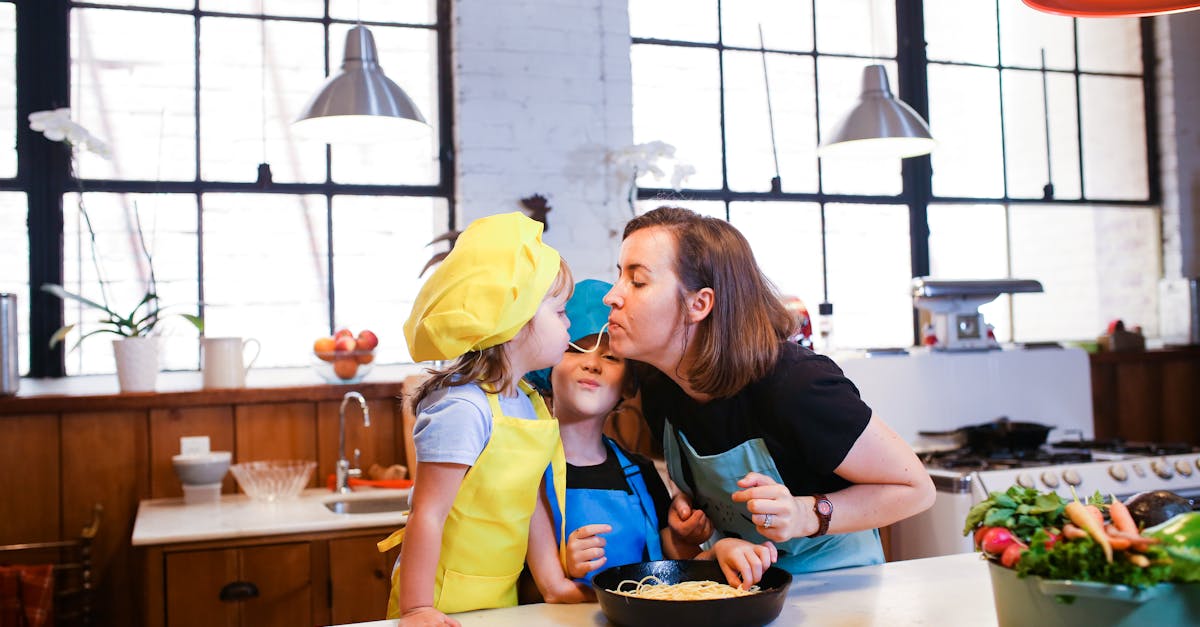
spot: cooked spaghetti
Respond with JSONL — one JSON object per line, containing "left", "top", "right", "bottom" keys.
{"left": 609, "top": 575, "right": 760, "bottom": 601}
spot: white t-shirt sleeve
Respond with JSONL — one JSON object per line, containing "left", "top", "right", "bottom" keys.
{"left": 412, "top": 387, "right": 491, "bottom": 466}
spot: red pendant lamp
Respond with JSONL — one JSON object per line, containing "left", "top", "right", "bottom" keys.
{"left": 1023, "top": 0, "right": 1200, "bottom": 17}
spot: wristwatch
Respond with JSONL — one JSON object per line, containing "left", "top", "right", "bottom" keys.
{"left": 807, "top": 493, "right": 833, "bottom": 538}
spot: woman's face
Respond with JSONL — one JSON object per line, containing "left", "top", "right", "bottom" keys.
{"left": 604, "top": 226, "right": 687, "bottom": 365}
{"left": 550, "top": 334, "right": 626, "bottom": 421}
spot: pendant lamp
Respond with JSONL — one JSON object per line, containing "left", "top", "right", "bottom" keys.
{"left": 293, "top": 25, "right": 428, "bottom": 144}
{"left": 817, "top": 64, "right": 934, "bottom": 160}
{"left": 1022, "top": 0, "right": 1200, "bottom": 18}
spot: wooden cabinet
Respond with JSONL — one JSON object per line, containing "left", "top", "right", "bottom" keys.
{"left": 143, "top": 528, "right": 400, "bottom": 627}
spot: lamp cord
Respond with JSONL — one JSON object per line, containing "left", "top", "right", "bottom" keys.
{"left": 260, "top": 8, "right": 267, "bottom": 163}
{"left": 1040, "top": 48, "right": 1055, "bottom": 200}
{"left": 758, "top": 24, "right": 781, "bottom": 192}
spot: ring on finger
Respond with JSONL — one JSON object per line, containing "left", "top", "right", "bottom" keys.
{"left": 762, "top": 513, "right": 773, "bottom": 529}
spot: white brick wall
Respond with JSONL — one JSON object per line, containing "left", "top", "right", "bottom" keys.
{"left": 453, "top": 0, "right": 633, "bottom": 281}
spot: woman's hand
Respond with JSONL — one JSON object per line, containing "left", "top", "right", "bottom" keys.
{"left": 667, "top": 492, "right": 713, "bottom": 545}
{"left": 400, "top": 606, "right": 460, "bottom": 626}
{"left": 730, "top": 472, "right": 808, "bottom": 542}
{"left": 712, "top": 538, "right": 777, "bottom": 590}
{"left": 565, "top": 523, "right": 610, "bottom": 579}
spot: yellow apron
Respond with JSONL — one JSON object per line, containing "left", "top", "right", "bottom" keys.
{"left": 378, "top": 380, "right": 567, "bottom": 616}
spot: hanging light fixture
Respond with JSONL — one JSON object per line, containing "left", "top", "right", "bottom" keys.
{"left": 293, "top": 25, "right": 429, "bottom": 144}
{"left": 817, "top": 64, "right": 934, "bottom": 160}
{"left": 1022, "top": 0, "right": 1200, "bottom": 17}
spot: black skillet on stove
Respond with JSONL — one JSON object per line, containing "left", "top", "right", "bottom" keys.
{"left": 919, "top": 416, "right": 1055, "bottom": 454}
{"left": 592, "top": 559, "right": 792, "bottom": 627}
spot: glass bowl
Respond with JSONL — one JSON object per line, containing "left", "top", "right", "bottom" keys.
{"left": 229, "top": 460, "right": 317, "bottom": 502}
{"left": 311, "top": 349, "right": 375, "bottom": 384}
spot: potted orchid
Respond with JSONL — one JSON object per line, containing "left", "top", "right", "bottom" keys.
{"left": 607, "top": 140, "right": 695, "bottom": 215}
{"left": 29, "top": 108, "right": 203, "bottom": 391}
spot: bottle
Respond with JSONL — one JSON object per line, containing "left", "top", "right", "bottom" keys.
{"left": 1, "top": 293, "right": 18, "bottom": 396}
{"left": 817, "top": 302, "right": 834, "bottom": 353}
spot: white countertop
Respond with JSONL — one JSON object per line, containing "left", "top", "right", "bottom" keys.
{"left": 132, "top": 487, "right": 409, "bottom": 546}
{"left": 337, "top": 552, "right": 998, "bottom": 627}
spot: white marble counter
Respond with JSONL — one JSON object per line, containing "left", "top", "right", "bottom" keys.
{"left": 132, "top": 487, "right": 409, "bottom": 546}
{"left": 337, "top": 552, "right": 999, "bottom": 627}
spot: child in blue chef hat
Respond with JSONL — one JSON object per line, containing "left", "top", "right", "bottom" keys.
{"left": 528, "top": 280, "right": 778, "bottom": 587}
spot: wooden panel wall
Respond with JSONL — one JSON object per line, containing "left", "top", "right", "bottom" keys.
{"left": 1089, "top": 347, "right": 1200, "bottom": 445}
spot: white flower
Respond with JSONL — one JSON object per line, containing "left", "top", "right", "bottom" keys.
{"left": 670, "top": 164, "right": 696, "bottom": 191}
{"left": 28, "top": 108, "right": 111, "bottom": 159}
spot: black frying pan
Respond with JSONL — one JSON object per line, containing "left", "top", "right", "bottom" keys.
{"left": 919, "top": 416, "right": 1055, "bottom": 453}
{"left": 591, "top": 560, "right": 792, "bottom": 627}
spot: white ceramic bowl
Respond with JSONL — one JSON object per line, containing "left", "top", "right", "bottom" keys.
{"left": 172, "top": 451, "right": 232, "bottom": 485}
{"left": 230, "top": 460, "right": 317, "bottom": 502}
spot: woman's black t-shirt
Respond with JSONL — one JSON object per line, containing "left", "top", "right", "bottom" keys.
{"left": 638, "top": 342, "right": 873, "bottom": 496}
{"left": 567, "top": 442, "right": 672, "bottom": 531}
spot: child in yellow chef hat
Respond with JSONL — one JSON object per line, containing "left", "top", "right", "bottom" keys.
{"left": 380, "top": 212, "right": 587, "bottom": 624}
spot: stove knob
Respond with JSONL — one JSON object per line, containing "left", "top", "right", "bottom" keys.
{"left": 1108, "top": 465, "right": 1128, "bottom": 482}
{"left": 1017, "top": 473, "right": 1035, "bottom": 489}
{"left": 1151, "top": 459, "right": 1173, "bottom": 479}
{"left": 1040, "top": 471, "right": 1060, "bottom": 489}
{"left": 1175, "top": 460, "right": 1193, "bottom": 477}
{"left": 1063, "top": 469, "right": 1082, "bottom": 486}
{"left": 1131, "top": 463, "right": 1147, "bottom": 478}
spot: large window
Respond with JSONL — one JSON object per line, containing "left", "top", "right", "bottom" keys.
{"left": 12, "top": 0, "right": 451, "bottom": 376}
{"left": 628, "top": 0, "right": 1158, "bottom": 348}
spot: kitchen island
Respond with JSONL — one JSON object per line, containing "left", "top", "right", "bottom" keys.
{"left": 340, "top": 551, "right": 998, "bottom": 626}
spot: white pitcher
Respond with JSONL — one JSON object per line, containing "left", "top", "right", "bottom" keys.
{"left": 201, "top": 337, "right": 261, "bottom": 389}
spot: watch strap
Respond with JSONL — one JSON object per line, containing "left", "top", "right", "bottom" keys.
{"left": 807, "top": 493, "right": 832, "bottom": 538}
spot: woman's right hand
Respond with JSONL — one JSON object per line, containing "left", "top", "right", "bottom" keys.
{"left": 712, "top": 538, "right": 777, "bottom": 590}
{"left": 566, "top": 523, "right": 611, "bottom": 579}
{"left": 400, "top": 606, "right": 460, "bottom": 627}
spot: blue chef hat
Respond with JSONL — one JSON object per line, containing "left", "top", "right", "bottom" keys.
{"left": 526, "top": 279, "right": 613, "bottom": 393}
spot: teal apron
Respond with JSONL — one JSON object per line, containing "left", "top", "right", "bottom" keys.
{"left": 663, "top": 422, "right": 883, "bottom": 574}
{"left": 547, "top": 437, "right": 664, "bottom": 582}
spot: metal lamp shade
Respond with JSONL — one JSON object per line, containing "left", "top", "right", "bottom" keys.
{"left": 818, "top": 64, "right": 934, "bottom": 160}
{"left": 293, "top": 25, "right": 429, "bottom": 144}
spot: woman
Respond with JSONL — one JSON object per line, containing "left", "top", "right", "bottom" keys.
{"left": 602, "top": 206, "right": 935, "bottom": 576}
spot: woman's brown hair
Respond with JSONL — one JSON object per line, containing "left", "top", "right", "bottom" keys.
{"left": 410, "top": 258, "right": 574, "bottom": 409}
{"left": 623, "top": 206, "right": 794, "bottom": 398}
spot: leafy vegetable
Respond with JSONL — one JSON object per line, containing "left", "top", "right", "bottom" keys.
{"left": 1145, "top": 512, "right": 1200, "bottom": 583}
{"left": 1017, "top": 528, "right": 1171, "bottom": 589}
{"left": 963, "top": 485, "right": 1066, "bottom": 543}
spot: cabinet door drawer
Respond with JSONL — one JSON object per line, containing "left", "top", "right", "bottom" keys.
{"left": 165, "top": 542, "right": 312, "bottom": 627}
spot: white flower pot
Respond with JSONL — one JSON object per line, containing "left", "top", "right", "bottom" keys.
{"left": 112, "top": 336, "right": 160, "bottom": 392}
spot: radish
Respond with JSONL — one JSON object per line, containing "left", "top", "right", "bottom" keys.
{"left": 980, "top": 527, "right": 1017, "bottom": 555}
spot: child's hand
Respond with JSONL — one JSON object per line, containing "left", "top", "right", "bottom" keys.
{"left": 713, "top": 538, "right": 777, "bottom": 590}
{"left": 400, "top": 606, "right": 460, "bottom": 626}
{"left": 667, "top": 493, "right": 713, "bottom": 545}
{"left": 541, "top": 578, "right": 596, "bottom": 604}
{"left": 565, "top": 523, "right": 611, "bottom": 579}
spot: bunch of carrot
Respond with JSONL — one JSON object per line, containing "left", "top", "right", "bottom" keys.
{"left": 1061, "top": 490, "right": 1159, "bottom": 567}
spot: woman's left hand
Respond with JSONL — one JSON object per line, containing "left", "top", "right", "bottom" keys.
{"left": 730, "top": 472, "right": 805, "bottom": 542}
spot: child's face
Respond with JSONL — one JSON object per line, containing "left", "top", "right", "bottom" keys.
{"left": 515, "top": 288, "right": 572, "bottom": 372}
{"left": 550, "top": 334, "right": 626, "bottom": 420}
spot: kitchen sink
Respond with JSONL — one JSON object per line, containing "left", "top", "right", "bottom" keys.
{"left": 324, "top": 496, "right": 408, "bottom": 515}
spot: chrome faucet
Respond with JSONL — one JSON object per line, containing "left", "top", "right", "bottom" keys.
{"left": 336, "top": 391, "right": 371, "bottom": 493}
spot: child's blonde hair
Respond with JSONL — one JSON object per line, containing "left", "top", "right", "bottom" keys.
{"left": 411, "top": 259, "right": 574, "bottom": 408}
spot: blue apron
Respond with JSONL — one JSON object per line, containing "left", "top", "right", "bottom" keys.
{"left": 547, "top": 437, "right": 664, "bottom": 582}
{"left": 663, "top": 421, "right": 883, "bottom": 574}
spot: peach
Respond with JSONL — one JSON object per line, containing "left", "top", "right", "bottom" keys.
{"left": 356, "top": 352, "right": 375, "bottom": 365}
{"left": 333, "top": 358, "right": 359, "bottom": 380}
{"left": 313, "top": 336, "right": 336, "bottom": 360}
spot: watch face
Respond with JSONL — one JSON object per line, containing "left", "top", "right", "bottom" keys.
{"left": 816, "top": 498, "right": 833, "bottom": 516}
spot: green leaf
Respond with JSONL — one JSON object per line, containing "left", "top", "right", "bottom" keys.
{"left": 984, "top": 508, "right": 1016, "bottom": 527}
{"left": 41, "top": 283, "right": 119, "bottom": 318}
{"left": 179, "top": 313, "right": 204, "bottom": 332}
{"left": 48, "top": 324, "right": 77, "bottom": 349}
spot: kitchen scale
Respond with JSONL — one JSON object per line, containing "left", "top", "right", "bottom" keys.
{"left": 912, "top": 278, "right": 1044, "bottom": 351}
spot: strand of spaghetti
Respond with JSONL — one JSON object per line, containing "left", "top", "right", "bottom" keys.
{"left": 610, "top": 575, "right": 760, "bottom": 600}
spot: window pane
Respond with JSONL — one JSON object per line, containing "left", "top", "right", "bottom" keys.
{"left": 200, "top": 0, "right": 324, "bottom": 18}
{"left": 631, "top": 45, "right": 723, "bottom": 189}
{"left": 332, "top": 196, "right": 446, "bottom": 364}
{"left": 629, "top": 0, "right": 718, "bottom": 42}
{"left": 0, "top": 192, "right": 27, "bottom": 375}
{"left": 1001, "top": 69, "right": 1081, "bottom": 199}
{"left": 200, "top": 17, "right": 327, "bottom": 184}
{"left": 926, "top": 204, "right": 1013, "bottom": 342}
{"left": 63, "top": 193, "right": 199, "bottom": 375}
{"left": 728, "top": 201, "right": 825, "bottom": 308}
{"left": 825, "top": 203, "right": 912, "bottom": 348}
{"left": 923, "top": 0, "right": 998, "bottom": 66}
{"left": 928, "top": 63, "right": 1004, "bottom": 198}
{"left": 721, "top": 0, "right": 813, "bottom": 52}
{"left": 1078, "top": 17, "right": 1141, "bottom": 74}
{"left": 817, "top": 57, "right": 902, "bottom": 196}
{"left": 329, "top": 0, "right": 437, "bottom": 24}
{"left": 814, "top": 0, "right": 894, "bottom": 57}
{"left": 1081, "top": 75, "right": 1148, "bottom": 200}
{"left": 999, "top": 2, "right": 1075, "bottom": 69}
{"left": 203, "top": 193, "right": 328, "bottom": 368}
{"left": 327, "top": 23, "right": 441, "bottom": 185}
{"left": 71, "top": 9, "right": 196, "bottom": 181}
{"left": 0, "top": 3, "right": 14, "bottom": 178}
{"left": 723, "top": 51, "right": 818, "bottom": 193}
{"left": 1009, "top": 205, "right": 1160, "bottom": 341}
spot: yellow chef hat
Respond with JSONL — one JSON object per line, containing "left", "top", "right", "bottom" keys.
{"left": 404, "top": 212, "right": 561, "bottom": 362}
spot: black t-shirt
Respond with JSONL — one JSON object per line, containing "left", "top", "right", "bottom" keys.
{"left": 639, "top": 342, "right": 872, "bottom": 496}
{"left": 567, "top": 442, "right": 672, "bottom": 531}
